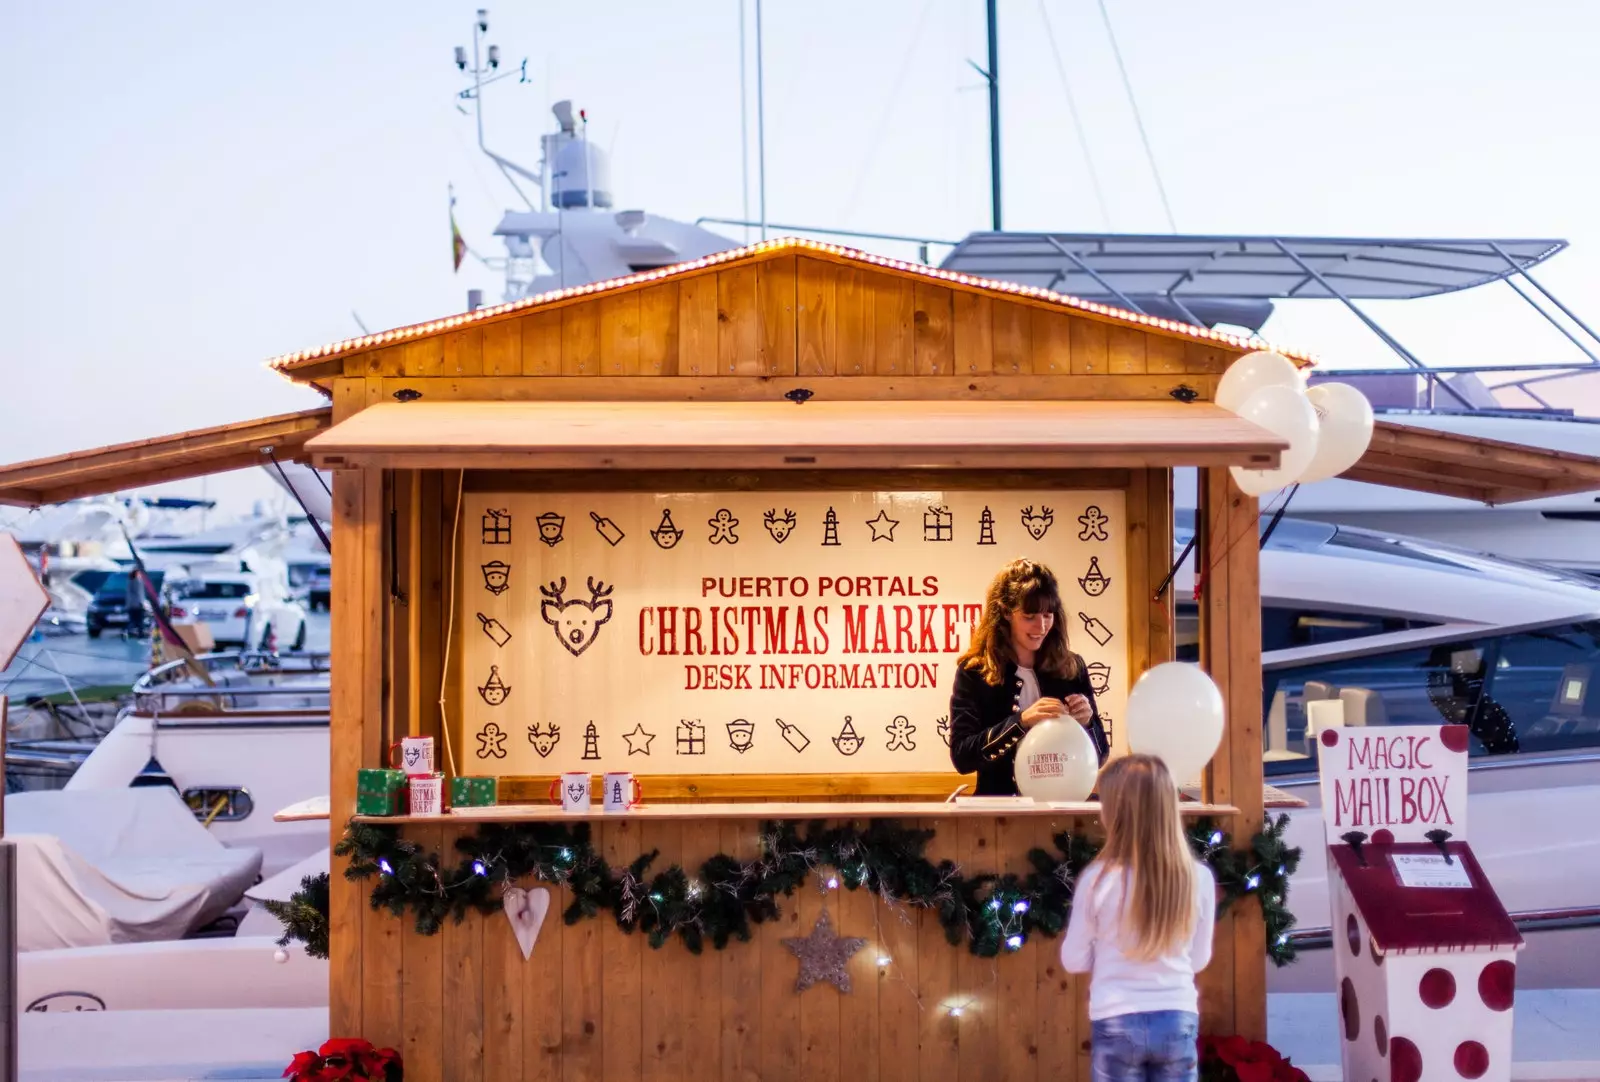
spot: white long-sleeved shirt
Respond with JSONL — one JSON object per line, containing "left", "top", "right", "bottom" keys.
{"left": 1058, "top": 859, "right": 1216, "bottom": 1021}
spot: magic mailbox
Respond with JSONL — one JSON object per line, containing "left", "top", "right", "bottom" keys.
{"left": 1318, "top": 722, "right": 1523, "bottom": 1082}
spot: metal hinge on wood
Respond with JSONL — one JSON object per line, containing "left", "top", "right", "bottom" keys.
{"left": 784, "top": 388, "right": 814, "bottom": 405}
{"left": 1169, "top": 384, "right": 1199, "bottom": 403}
{"left": 393, "top": 388, "right": 423, "bottom": 402}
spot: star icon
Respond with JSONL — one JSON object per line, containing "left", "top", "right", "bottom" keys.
{"left": 623, "top": 722, "right": 656, "bottom": 756}
{"left": 864, "top": 510, "right": 900, "bottom": 542}
{"left": 782, "top": 910, "right": 867, "bottom": 993}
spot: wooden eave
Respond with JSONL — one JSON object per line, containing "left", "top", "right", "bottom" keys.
{"left": 0, "top": 407, "right": 331, "bottom": 508}
{"left": 266, "top": 237, "right": 1317, "bottom": 385}
{"left": 304, "top": 399, "right": 1288, "bottom": 472}
{"left": 1346, "top": 420, "right": 1600, "bottom": 504}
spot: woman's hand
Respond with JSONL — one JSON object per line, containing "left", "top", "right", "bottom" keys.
{"left": 1020, "top": 698, "right": 1066, "bottom": 729}
{"left": 1065, "top": 694, "right": 1093, "bottom": 726}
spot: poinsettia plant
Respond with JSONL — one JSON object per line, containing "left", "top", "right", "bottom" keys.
{"left": 1199, "top": 1034, "right": 1309, "bottom": 1082}
{"left": 283, "top": 1039, "right": 401, "bottom": 1082}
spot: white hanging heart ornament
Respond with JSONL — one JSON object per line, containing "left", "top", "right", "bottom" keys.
{"left": 502, "top": 885, "right": 551, "bottom": 961}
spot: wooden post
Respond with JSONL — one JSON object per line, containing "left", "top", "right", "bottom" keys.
{"left": 1196, "top": 467, "right": 1267, "bottom": 1039}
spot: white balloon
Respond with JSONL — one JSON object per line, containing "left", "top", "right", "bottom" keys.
{"left": 1215, "top": 351, "right": 1302, "bottom": 413}
{"left": 1014, "top": 719, "right": 1100, "bottom": 802}
{"left": 1124, "top": 662, "right": 1225, "bottom": 786}
{"left": 1298, "top": 382, "right": 1375, "bottom": 483}
{"left": 1228, "top": 384, "right": 1320, "bottom": 497}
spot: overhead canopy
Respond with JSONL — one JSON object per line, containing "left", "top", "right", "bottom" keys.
{"left": 940, "top": 234, "right": 1567, "bottom": 306}
{"left": 0, "top": 407, "right": 329, "bottom": 508}
{"left": 1346, "top": 419, "right": 1600, "bottom": 504}
{"left": 305, "top": 400, "right": 1288, "bottom": 472}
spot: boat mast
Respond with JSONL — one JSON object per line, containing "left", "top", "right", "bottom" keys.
{"left": 969, "top": 0, "right": 1002, "bottom": 230}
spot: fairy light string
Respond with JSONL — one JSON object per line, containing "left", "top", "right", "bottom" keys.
{"left": 272, "top": 816, "right": 1301, "bottom": 967}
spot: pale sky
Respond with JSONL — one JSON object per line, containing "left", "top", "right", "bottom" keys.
{"left": 4, "top": 1, "right": 1599, "bottom": 518}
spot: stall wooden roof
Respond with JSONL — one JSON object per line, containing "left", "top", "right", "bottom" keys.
{"left": 304, "top": 399, "right": 1289, "bottom": 472}
{"left": 266, "top": 236, "right": 1318, "bottom": 385}
{"left": 0, "top": 407, "right": 330, "bottom": 508}
{"left": 1348, "top": 419, "right": 1600, "bottom": 505}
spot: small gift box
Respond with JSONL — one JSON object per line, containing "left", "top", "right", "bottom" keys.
{"left": 450, "top": 775, "right": 498, "bottom": 808}
{"left": 357, "top": 767, "right": 406, "bottom": 794}
{"left": 356, "top": 788, "right": 406, "bottom": 816}
{"left": 356, "top": 767, "right": 408, "bottom": 817}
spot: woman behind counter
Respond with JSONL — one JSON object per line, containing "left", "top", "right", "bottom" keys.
{"left": 948, "top": 559, "right": 1110, "bottom": 795}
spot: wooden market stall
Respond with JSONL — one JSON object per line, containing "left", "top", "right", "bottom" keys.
{"left": 262, "top": 238, "right": 1290, "bottom": 1081}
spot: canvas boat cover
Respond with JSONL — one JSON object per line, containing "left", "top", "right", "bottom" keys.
{"left": 5, "top": 787, "right": 263, "bottom": 951}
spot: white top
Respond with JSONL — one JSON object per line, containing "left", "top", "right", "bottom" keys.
{"left": 1058, "top": 859, "right": 1216, "bottom": 1021}
{"left": 1015, "top": 665, "right": 1042, "bottom": 712}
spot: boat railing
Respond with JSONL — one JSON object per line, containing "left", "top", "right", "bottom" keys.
{"left": 131, "top": 650, "right": 332, "bottom": 715}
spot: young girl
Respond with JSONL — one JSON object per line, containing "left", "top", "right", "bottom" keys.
{"left": 947, "top": 559, "right": 1110, "bottom": 795}
{"left": 1061, "top": 754, "right": 1216, "bottom": 1082}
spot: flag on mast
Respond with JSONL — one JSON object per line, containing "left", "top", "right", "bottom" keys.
{"left": 450, "top": 185, "right": 467, "bottom": 272}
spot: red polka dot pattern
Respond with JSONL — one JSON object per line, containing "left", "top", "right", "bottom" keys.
{"left": 1479, "top": 959, "right": 1515, "bottom": 1011}
{"left": 1371, "top": 829, "right": 1395, "bottom": 845}
{"left": 1440, "top": 724, "right": 1470, "bottom": 753}
{"left": 1420, "top": 967, "right": 1456, "bottom": 1009}
{"left": 1321, "top": 729, "right": 1340, "bottom": 747}
{"left": 1374, "top": 1014, "right": 1388, "bottom": 1056}
{"left": 1340, "top": 977, "right": 1360, "bottom": 1042}
{"left": 1390, "top": 1037, "right": 1422, "bottom": 1082}
{"left": 1347, "top": 914, "right": 1361, "bottom": 956}
{"left": 1454, "top": 1041, "right": 1489, "bottom": 1079}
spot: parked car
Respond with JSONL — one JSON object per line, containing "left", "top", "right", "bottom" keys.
{"left": 169, "top": 573, "right": 308, "bottom": 651}
{"left": 306, "top": 566, "right": 331, "bottom": 612}
{"left": 85, "top": 570, "right": 167, "bottom": 639}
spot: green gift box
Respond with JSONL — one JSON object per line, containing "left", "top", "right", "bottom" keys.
{"left": 356, "top": 788, "right": 405, "bottom": 817}
{"left": 450, "top": 775, "right": 497, "bottom": 808}
{"left": 357, "top": 767, "right": 406, "bottom": 795}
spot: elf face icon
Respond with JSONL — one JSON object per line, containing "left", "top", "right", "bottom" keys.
{"left": 478, "top": 665, "right": 511, "bottom": 706}
{"left": 727, "top": 717, "right": 755, "bottom": 753}
{"left": 832, "top": 716, "right": 863, "bottom": 756}
{"left": 1078, "top": 557, "right": 1111, "bottom": 598}
{"left": 651, "top": 509, "right": 684, "bottom": 550}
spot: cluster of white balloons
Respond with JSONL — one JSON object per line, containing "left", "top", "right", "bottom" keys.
{"left": 1015, "top": 663, "right": 1228, "bottom": 801}
{"left": 1217, "top": 351, "right": 1376, "bottom": 497}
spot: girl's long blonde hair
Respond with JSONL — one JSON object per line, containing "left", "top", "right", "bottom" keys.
{"left": 956, "top": 559, "right": 1080, "bottom": 685}
{"left": 1094, "top": 754, "right": 1197, "bottom": 962}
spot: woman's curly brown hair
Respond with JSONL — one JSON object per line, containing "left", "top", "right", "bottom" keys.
{"left": 957, "top": 559, "right": 1080, "bottom": 685}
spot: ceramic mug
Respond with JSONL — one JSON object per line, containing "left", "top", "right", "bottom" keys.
{"left": 408, "top": 774, "right": 443, "bottom": 817}
{"left": 549, "top": 772, "right": 592, "bottom": 812}
{"left": 389, "top": 736, "right": 435, "bottom": 777}
{"left": 602, "top": 772, "right": 643, "bottom": 813}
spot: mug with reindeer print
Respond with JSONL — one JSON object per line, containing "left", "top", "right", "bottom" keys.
{"left": 549, "top": 772, "right": 592, "bottom": 813}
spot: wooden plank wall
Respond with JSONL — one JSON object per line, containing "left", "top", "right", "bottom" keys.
{"left": 354, "top": 815, "right": 1105, "bottom": 1082}
{"left": 342, "top": 255, "right": 1233, "bottom": 402}
{"left": 1195, "top": 467, "right": 1267, "bottom": 1041}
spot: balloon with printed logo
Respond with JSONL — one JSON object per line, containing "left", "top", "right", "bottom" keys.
{"left": 1014, "top": 719, "right": 1100, "bottom": 802}
{"left": 1124, "top": 662, "right": 1225, "bottom": 786}
{"left": 1298, "top": 382, "right": 1375, "bottom": 483}
{"left": 1228, "top": 384, "right": 1320, "bottom": 497}
{"left": 1215, "top": 351, "right": 1302, "bottom": 413}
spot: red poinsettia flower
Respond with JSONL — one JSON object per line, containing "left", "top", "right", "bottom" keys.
{"left": 283, "top": 1051, "right": 324, "bottom": 1080}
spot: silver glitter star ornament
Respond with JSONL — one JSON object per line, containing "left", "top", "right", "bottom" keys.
{"left": 781, "top": 910, "right": 867, "bottom": 994}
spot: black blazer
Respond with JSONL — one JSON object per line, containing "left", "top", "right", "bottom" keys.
{"left": 948, "top": 657, "right": 1110, "bottom": 796}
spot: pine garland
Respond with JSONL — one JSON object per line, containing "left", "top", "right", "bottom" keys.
{"left": 273, "top": 814, "right": 1301, "bottom": 966}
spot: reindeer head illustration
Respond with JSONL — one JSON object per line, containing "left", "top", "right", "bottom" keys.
{"left": 1021, "top": 505, "right": 1054, "bottom": 541}
{"left": 539, "top": 576, "right": 614, "bottom": 657}
{"left": 763, "top": 508, "right": 797, "bottom": 544}
{"left": 527, "top": 722, "right": 561, "bottom": 758}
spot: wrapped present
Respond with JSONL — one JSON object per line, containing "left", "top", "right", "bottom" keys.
{"left": 356, "top": 788, "right": 405, "bottom": 817}
{"left": 357, "top": 767, "right": 406, "bottom": 795}
{"left": 450, "top": 775, "right": 498, "bottom": 808}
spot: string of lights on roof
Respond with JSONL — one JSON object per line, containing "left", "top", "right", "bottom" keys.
{"left": 265, "top": 236, "right": 1318, "bottom": 373}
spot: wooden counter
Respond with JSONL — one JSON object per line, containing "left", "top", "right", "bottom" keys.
{"left": 359, "top": 798, "right": 1242, "bottom": 824}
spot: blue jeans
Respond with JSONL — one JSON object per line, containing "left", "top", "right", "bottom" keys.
{"left": 1090, "top": 1010, "right": 1199, "bottom": 1082}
